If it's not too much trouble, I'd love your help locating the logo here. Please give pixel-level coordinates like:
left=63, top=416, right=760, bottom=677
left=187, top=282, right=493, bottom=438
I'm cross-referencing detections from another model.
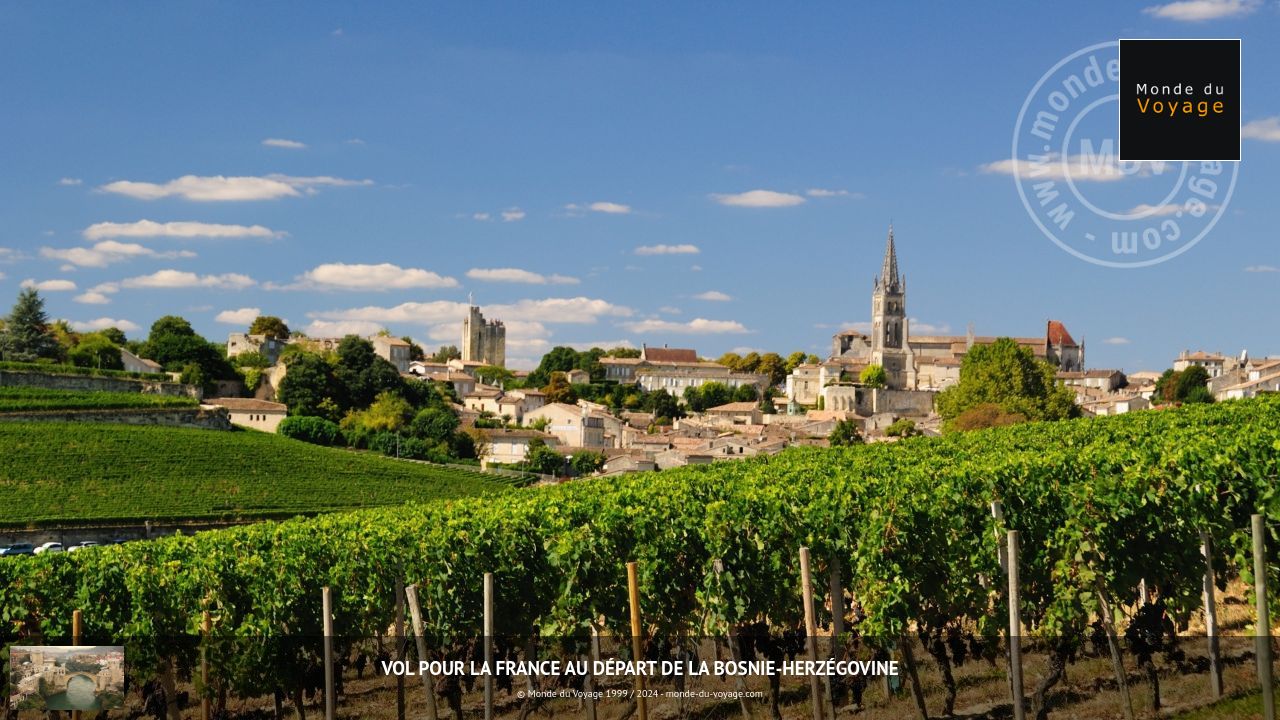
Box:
left=1011, top=41, right=1238, bottom=268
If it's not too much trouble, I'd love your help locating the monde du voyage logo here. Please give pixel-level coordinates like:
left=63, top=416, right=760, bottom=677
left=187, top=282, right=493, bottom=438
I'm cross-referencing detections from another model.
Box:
left=1011, top=40, right=1240, bottom=268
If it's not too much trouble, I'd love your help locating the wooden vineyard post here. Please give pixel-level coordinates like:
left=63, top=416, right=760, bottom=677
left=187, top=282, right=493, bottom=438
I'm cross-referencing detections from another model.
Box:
left=1094, top=581, right=1136, bottom=720
left=898, top=634, right=929, bottom=720
left=584, top=624, right=599, bottom=720
left=626, top=561, right=649, bottom=720
left=826, top=557, right=842, bottom=719
left=405, top=584, right=440, bottom=720
left=713, top=559, right=754, bottom=720
left=798, top=547, right=824, bottom=720
left=201, top=609, right=212, bottom=720
left=395, top=581, right=407, bottom=720
left=484, top=572, right=495, bottom=720
left=1006, top=530, right=1025, bottom=720
left=72, top=609, right=83, bottom=720
left=1254, top=514, right=1276, bottom=720
left=323, top=586, right=335, bottom=720
left=1201, top=531, right=1222, bottom=699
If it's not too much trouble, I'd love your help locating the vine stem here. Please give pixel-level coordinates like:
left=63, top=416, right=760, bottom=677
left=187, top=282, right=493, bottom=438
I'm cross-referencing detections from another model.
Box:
left=1093, top=580, right=1135, bottom=720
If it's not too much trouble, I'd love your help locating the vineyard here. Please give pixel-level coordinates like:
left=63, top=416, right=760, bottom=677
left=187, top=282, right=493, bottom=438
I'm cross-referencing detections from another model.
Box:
left=3, top=397, right=1280, bottom=719
left=0, top=360, right=168, bottom=381
left=0, top=386, right=198, bottom=412
left=0, top=423, right=512, bottom=527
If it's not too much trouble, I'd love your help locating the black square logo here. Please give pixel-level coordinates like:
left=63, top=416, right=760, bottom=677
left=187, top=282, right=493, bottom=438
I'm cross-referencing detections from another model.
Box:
left=1119, top=39, right=1240, bottom=161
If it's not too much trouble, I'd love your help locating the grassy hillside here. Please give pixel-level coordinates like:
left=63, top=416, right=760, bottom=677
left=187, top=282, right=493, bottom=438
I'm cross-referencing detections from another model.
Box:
left=0, top=386, right=198, bottom=412
left=0, top=422, right=512, bottom=527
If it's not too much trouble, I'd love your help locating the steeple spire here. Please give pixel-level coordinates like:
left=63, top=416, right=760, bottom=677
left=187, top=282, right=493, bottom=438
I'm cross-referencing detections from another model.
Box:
left=878, top=224, right=901, bottom=292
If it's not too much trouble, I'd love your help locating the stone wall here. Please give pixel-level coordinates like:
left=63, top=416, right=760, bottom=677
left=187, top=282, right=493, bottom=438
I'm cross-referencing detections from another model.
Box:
left=869, top=388, right=936, bottom=416
left=0, top=369, right=200, bottom=398
left=0, top=518, right=262, bottom=548
left=0, top=405, right=231, bottom=430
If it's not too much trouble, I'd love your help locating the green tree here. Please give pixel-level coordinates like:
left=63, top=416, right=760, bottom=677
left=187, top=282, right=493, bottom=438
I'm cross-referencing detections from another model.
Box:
left=99, top=327, right=128, bottom=346
left=570, top=450, right=606, bottom=476
left=67, top=332, right=124, bottom=370
left=248, top=315, right=290, bottom=339
left=355, top=391, right=415, bottom=432
left=732, top=384, right=758, bottom=402
left=524, top=438, right=565, bottom=476
left=785, top=351, right=808, bottom=374
left=410, top=406, right=460, bottom=443
left=885, top=418, right=920, bottom=437
left=828, top=418, right=864, bottom=446
left=860, top=364, right=887, bottom=389
left=401, top=336, right=425, bottom=362
left=935, top=338, right=1079, bottom=431
left=543, top=371, right=578, bottom=404
left=1175, top=365, right=1213, bottom=403
left=335, top=335, right=404, bottom=408
left=646, top=389, right=685, bottom=422
left=142, top=315, right=236, bottom=388
left=278, top=352, right=344, bottom=420
left=757, top=352, right=787, bottom=386
left=0, top=289, right=60, bottom=362
left=528, top=346, right=579, bottom=387
left=428, top=345, right=461, bottom=363
left=684, top=381, right=732, bottom=412
left=475, top=365, right=515, bottom=386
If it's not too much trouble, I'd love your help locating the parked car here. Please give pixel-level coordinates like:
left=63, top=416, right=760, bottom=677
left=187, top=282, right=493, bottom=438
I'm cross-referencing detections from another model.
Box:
left=33, top=542, right=64, bottom=554
left=0, top=542, right=35, bottom=556
left=68, top=541, right=100, bottom=553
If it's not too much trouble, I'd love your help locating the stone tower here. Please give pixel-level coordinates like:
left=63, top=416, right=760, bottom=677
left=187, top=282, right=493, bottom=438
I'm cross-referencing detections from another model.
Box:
left=869, top=225, right=914, bottom=390
left=461, top=303, right=506, bottom=367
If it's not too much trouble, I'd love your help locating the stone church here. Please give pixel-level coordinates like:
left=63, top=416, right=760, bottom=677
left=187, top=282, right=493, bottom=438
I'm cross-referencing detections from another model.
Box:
left=791, top=226, right=1085, bottom=401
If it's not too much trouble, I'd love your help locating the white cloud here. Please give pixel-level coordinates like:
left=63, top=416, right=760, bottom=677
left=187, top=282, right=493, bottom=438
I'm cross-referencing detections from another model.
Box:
left=345, top=138, right=366, bottom=145
left=472, top=212, right=492, bottom=221
left=215, top=307, right=263, bottom=325
left=310, top=297, right=632, bottom=327
left=73, top=291, right=112, bottom=305
left=980, top=154, right=1171, bottom=183
left=566, top=339, right=635, bottom=351
left=122, top=270, right=255, bottom=290
left=694, top=290, right=733, bottom=302
left=20, top=278, right=77, bottom=292
left=0, top=271, right=5, bottom=280
left=0, top=247, right=24, bottom=263
left=262, top=138, right=307, bottom=149
left=658, top=306, right=681, bottom=315
left=635, top=244, right=700, bottom=256
left=279, top=263, right=459, bottom=291
left=589, top=201, right=632, bottom=215
left=303, top=319, right=385, bottom=337
left=711, top=189, right=806, bottom=208
left=840, top=318, right=951, bottom=335
left=69, top=317, right=140, bottom=332
left=620, top=318, right=749, bottom=335
left=1143, top=0, right=1259, bottom=21
left=59, top=177, right=82, bottom=186
left=84, top=220, right=282, bottom=241
left=1245, top=265, right=1279, bottom=273
left=501, top=207, right=526, bottom=222
left=41, top=241, right=197, bottom=268
left=1103, top=337, right=1132, bottom=345
left=99, top=174, right=372, bottom=201
left=805, top=188, right=864, bottom=199
left=466, top=268, right=579, bottom=285
left=1242, top=117, right=1280, bottom=142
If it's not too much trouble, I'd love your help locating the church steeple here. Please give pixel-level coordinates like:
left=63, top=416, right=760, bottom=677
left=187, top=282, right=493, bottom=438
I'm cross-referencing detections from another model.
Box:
left=877, top=224, right=901, bottom=293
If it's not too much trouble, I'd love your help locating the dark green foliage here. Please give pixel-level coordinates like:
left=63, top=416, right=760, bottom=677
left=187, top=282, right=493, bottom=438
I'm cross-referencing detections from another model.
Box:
left=684, top=381, right=733, bottom=412
left=0, top=289, right=59, bottom=362
left=0, top=387, right=196, bottom=412
left=828, top=418, right=863, bottom=446
left=67, top=333, right=124, bottom=371
left=936, top=337, right=1079, bottom=431
left=277, top=415, right=345, bottom=446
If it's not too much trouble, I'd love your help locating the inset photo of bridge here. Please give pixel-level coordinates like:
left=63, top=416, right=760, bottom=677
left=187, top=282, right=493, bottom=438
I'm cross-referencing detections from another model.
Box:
left=8, top=645, right=125, bottom=713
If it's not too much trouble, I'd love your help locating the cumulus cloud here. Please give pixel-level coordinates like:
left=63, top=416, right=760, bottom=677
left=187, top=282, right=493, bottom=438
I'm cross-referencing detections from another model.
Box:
left=658, top=306, right=681, bottom=315
left=83, top=220, right=282, bottom=241
left=589, top=201, right=632, bottom=214
left=1242, top=117, right=1280, bottom=142
left=466, top=268, right=579, bottom=285
left=0, top=247, right=22, bottom=263
left=277, top=263, right=459, bottom=291
left=99, top=174, right=372, bottom=201
left=303, top=319, right=386, bottom=337
left=472, top=212, right=492, bottom=221
left=980, top=154, right=1171, bottom=183
left=694, top=290, right=732, bottom=301
left=566, top=339, right=635, bottom=351
left=69, top=317, right=140, bottom=332
left=262, top=138, right=307, bottom=149
left=711, top=189, right=805, bottom=207
left=309, top=297, right=631, bottom=327
left=122, top=270, right=255, bottom=290
left=501, top=207, right=526, bottom=222
left=20, top=278, right=77, bottom=292
left=1245, top=265, right=1279, bottom=273
left=635, top=244, right=700, bottom=256
left=1143, top=0, right=1259, bottom=21
left=215, top=307, right=263, bottom=325
left=621, top=318, right=749, bottom=335
left=41, top=241, right=197, bottom=268
left=59, top=177, right=83, bottom=186
left=1103, top=337, right=1132, bottom=345
left=73, top=291, right=111, bottom=305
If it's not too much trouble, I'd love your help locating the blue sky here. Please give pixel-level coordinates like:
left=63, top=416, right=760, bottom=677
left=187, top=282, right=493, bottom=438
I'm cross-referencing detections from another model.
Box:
left=1, top=1, right=1276, bottom=370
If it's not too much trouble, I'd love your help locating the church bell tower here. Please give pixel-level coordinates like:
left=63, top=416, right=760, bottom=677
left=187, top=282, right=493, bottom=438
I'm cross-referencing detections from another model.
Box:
left=869, top=225, right=913, bottom=389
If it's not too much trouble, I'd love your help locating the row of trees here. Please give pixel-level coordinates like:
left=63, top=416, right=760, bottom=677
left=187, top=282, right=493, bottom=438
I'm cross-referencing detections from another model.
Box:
left=715, top=350, right=821, bottom=386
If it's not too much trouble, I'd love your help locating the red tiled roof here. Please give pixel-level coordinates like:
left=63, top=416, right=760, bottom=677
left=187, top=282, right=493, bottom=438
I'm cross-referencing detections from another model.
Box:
left=641, top=346, right=699, bottom=363
left=1047, top=320, right=1076, bottom=347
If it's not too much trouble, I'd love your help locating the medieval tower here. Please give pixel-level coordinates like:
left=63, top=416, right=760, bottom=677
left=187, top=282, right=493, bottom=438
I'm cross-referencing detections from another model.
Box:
left=461, top=302, right=506, bottom=367
left=869, top=225, right=915, bottom=390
